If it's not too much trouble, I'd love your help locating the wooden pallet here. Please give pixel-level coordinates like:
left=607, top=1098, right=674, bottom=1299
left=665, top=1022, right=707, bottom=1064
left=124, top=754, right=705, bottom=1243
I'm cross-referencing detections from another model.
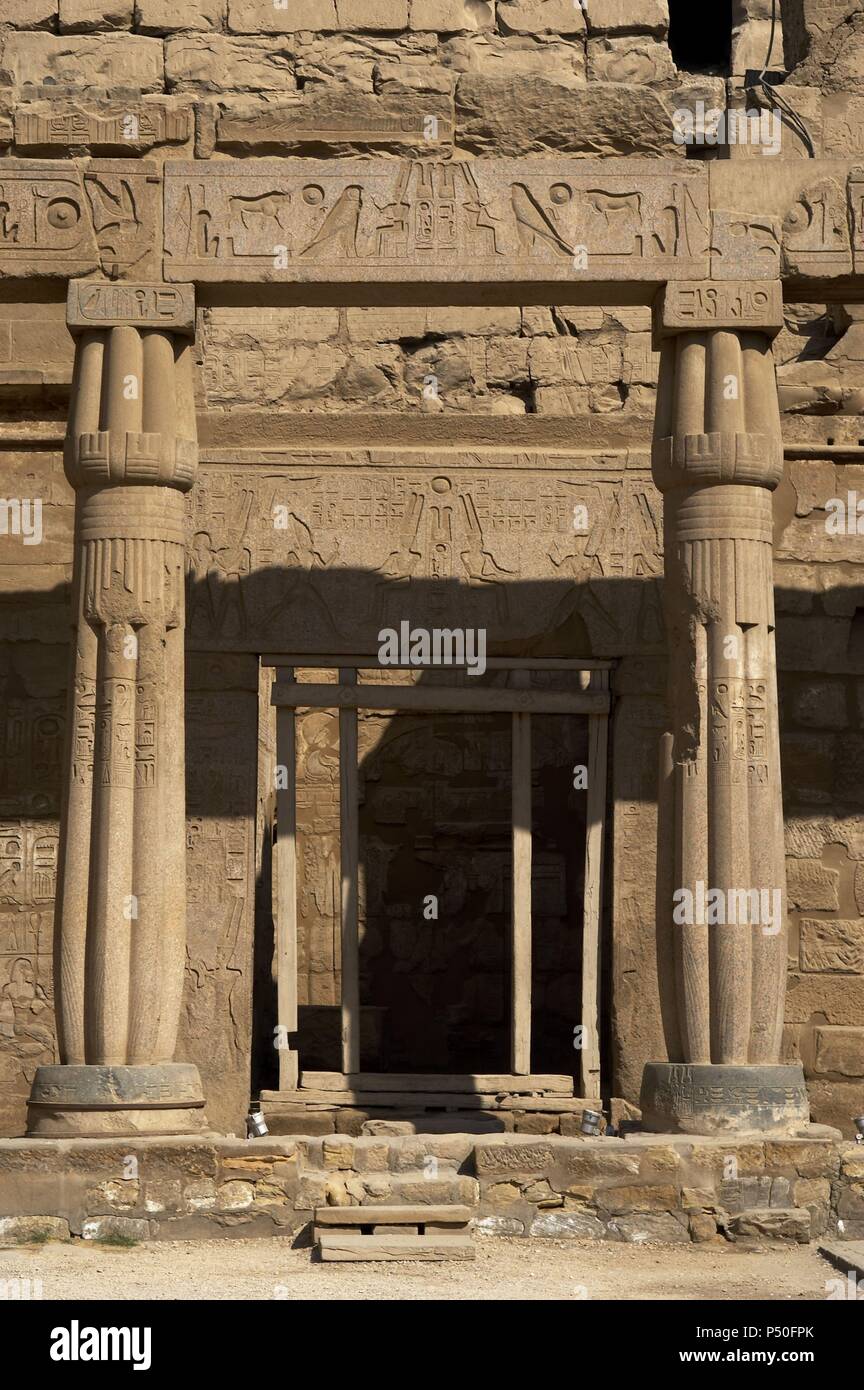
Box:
left=314, top=1205, right=475, bottom=1262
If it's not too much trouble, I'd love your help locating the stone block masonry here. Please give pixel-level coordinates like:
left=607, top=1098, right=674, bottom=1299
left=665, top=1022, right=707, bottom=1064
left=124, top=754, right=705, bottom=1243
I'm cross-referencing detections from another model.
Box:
left=0, top=1132, right=855, bottom=1246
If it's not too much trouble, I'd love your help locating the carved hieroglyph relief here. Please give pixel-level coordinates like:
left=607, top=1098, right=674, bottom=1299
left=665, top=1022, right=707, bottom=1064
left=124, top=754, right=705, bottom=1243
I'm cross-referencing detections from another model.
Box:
left=164, top=158, right=711, bottom=282
left=0, top=159, right=160, bottom=279
left=185, top=454, right=664, bottom=653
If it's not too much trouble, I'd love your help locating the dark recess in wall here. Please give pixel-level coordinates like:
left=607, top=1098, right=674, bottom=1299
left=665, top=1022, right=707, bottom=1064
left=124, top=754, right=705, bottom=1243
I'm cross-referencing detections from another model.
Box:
left=668, top=0, right=733, bottom=72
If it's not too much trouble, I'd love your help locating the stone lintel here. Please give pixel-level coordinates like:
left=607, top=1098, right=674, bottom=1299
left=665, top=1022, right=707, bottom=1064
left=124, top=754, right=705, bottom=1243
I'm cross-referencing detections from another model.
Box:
left=67, top=280, right=195, bottom=333
left=657, top=280, right=784, bottom=337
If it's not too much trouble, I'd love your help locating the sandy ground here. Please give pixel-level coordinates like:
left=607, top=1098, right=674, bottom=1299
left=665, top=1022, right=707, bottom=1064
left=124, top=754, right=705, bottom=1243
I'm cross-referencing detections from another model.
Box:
left=0, top=1235, right=843, bottom=1301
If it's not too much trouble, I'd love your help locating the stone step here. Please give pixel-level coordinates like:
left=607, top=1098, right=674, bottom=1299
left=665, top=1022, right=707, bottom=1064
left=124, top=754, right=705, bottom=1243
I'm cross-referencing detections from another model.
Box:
left=315, top=1204, right=473, bottom=1226
left=318, top=1231, right=475, bottom=1262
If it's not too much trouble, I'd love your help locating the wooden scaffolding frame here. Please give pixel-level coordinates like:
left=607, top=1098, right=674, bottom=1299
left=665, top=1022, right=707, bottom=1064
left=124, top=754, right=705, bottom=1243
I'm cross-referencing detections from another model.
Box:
left=264, top=655, right=612, bottom=1102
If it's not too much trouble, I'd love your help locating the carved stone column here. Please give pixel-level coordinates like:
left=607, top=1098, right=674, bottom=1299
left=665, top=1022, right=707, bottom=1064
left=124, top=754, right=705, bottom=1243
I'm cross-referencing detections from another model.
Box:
left=27, top=283, right=208, bottom=1137
left=641, top=282, right=809, bottom=1136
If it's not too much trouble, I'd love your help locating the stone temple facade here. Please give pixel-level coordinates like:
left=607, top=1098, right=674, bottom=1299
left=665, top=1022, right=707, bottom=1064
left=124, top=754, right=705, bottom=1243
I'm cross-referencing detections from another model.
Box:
left=3, top=0, right=864, bottom=1243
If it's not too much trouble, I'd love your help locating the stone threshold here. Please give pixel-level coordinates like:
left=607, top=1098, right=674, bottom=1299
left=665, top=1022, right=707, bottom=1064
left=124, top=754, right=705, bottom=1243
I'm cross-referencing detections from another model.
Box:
left=0, top=1130, right=860, bottom=1248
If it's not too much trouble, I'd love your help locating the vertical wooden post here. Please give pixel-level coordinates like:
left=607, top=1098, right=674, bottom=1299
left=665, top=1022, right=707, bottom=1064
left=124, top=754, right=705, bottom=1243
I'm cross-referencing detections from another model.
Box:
left=339, top=667, right=360, bottom=1074
left=275, top=668, right=299, bottom=1091
left=511, top=673, right=532, bottom=1076
left=579, top=669, right=609, bottom=1097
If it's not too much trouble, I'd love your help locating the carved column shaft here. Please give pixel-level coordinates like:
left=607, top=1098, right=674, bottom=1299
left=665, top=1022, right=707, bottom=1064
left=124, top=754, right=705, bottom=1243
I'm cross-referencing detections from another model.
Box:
left=641, top=283, right=809, bottom=1135
left=29, top=285, right=206, bottom=1136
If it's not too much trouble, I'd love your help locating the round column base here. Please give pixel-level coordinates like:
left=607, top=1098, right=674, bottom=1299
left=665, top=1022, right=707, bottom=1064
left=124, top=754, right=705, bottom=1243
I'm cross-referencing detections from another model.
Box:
left=640, top=1062, right=810, bottom=1136
left=26, top=1063, right=208, bottom=1138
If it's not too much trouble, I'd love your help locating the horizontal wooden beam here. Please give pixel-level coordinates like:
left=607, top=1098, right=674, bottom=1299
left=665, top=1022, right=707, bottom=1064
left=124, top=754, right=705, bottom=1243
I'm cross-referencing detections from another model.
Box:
left=273, top=683, right=609, bottom=715
left=263, top=1089, right=598, bottom=1112
left=298, top=1071, right=573, bottom=1095
left=262, top=654, right=614, bottom=671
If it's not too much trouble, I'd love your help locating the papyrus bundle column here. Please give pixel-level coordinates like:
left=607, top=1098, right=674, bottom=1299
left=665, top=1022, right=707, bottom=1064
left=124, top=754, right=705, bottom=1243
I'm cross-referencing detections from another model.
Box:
left=643, top=284, right=808, bottom=1135
left=28, top=284, right=207, bottom=1136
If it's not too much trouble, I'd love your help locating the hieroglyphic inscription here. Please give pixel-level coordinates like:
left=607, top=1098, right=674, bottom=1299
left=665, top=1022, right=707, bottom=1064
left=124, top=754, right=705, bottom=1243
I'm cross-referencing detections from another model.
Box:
left=746, top=679, right=769, bottom=787
left=0, top=823, right=58, bottom=1132
left=68, top=281, right=195, bottom=331
left=710, top=679, right=748, bottom=787
left=0, top=161, right=98, bottom=276
left=782, top=178, right=852, bottom=278
left=16, top=106, right=190, bottom=152
left=660, top=281, right=783, bottom=334
left=185, top=454, right=664, bottom=653
left=164, top=158, right=710, bottom=282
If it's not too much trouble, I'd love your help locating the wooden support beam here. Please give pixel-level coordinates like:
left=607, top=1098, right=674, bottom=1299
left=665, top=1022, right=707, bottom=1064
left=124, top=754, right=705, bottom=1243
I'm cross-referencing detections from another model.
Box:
left=339, top=667, right=360, bottom=1074
left=272, top=683, right=609, bottom=715
left=263, top=654, right=614, bottom=672
left=579, top=670, right=609, bottom=1097
left=298, top=1071, right=573, bottom=1094
left=275, top=685, right=299, bottom=1091
left=511, top=676, right=532, bottom=1076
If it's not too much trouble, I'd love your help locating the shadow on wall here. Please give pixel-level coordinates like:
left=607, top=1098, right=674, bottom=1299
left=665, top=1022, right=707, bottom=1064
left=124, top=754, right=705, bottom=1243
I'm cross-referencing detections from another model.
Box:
left=2, top=559, right=864, bottom=1133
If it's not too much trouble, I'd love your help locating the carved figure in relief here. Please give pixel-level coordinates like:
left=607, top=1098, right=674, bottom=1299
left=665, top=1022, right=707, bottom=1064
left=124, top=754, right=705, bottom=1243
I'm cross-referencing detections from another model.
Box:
left=375, top=491, right=424, bottom=581
left=511, top=183, right=574, bottom=257
left=84, top=175, right=139, bottom=263
left=584, top=190, right=641, bottom=256
left=0, top=958, right=52, bottom=1056
left=299, top=186, right=362, bottom=258
left=228, top=192, right=291, bottom=257
left=458, top=492, right=514, bottom=617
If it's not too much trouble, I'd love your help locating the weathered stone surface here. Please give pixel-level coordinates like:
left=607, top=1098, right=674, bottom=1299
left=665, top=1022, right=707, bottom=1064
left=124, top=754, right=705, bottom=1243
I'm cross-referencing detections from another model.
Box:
left=138, top=0, right=224, bottom=31
left=800, top=920, right=864, bottom=974
left=787, top=860, right=841, bottom=911
left=217, top=91, right=454, bottom=153
left=600, top=1183, right=678, bottom=1214
left=457, top=74, right=680, bottom=157
left=59, top=0, right=134, bottom=30
left=410, top=0, right=494, bottom=30
left=607, top=1212, right=689, bottom=1243
left=497, top=1, right=586, bottom=35
left=689, top=1210, right=719, bottom=1241
left=727, top=1208, right=811, bottom=1242
left=0, top=0, right=57, bottom=26
left=1, top=34, right=164, bottom=91
left=587, top=0, right=668, bottom=32
left=0, top=1214, right=69, bottom=1241
left=166, top=36, right=296, bottom=91
left=587, top=35, right=676, bottom=83
left=228, top=0, right=337, bottom=30
left=814, top=1026, right=864, bottom=1077
left=530, top=1210, right=605, bottom=1238
left=474, top=1214, right=524, bottom=1235
left=81, top=1215, right=151, bottom=1241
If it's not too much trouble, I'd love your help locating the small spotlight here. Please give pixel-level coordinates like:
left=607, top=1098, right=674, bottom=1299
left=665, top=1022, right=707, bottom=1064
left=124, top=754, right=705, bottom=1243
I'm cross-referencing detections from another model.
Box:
left=581, top=1109, right=602, bottom=1137
left=247, top=1107, right=269, bottom=1138
left=855, top=1115, right=864, bottom=1145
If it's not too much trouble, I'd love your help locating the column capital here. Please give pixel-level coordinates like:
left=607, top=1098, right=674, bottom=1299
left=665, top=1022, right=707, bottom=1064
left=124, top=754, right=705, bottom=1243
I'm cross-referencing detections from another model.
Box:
left=64, top=301, right=197, bottom=493
left=656, top=281, right=784, bottom=339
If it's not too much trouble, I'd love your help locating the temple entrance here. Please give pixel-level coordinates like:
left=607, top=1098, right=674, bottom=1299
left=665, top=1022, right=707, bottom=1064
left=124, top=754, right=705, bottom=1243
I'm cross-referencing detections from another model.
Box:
left=356, top=708, right=588, bottom=1078
left=259, top=657, right=610, bottom=1128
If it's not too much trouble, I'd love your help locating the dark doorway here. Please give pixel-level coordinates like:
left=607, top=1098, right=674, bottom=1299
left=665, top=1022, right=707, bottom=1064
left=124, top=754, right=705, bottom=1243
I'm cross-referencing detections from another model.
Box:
left=356, top=708, right=588, bottom=1076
